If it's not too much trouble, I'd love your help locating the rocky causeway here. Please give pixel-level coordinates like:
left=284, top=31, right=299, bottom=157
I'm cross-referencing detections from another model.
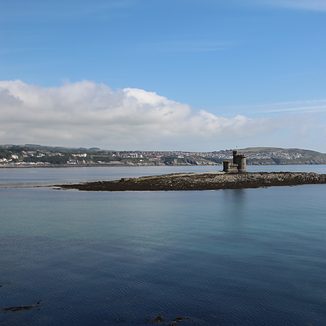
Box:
left=57, top=172, right=326, bottom=191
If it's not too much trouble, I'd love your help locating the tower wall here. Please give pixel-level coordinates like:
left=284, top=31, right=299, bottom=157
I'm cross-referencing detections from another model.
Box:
left=238, top=157, right=247, bottom=173
left=233, top=150, right=238, bottom=164
left=223, top=161, right=230, bottom=172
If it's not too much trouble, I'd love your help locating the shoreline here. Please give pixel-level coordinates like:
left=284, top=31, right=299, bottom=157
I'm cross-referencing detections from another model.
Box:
left=1, top=163, right=326, bottom=169
left=57, top=171, right=326, bottom=191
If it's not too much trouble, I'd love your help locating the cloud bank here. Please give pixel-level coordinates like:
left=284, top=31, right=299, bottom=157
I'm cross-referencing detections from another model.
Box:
left=0, top=80, right=322, bottom=151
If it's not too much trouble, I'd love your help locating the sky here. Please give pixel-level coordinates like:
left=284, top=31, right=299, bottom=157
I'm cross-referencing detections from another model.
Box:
left=0, top=0, right=325, bottom=151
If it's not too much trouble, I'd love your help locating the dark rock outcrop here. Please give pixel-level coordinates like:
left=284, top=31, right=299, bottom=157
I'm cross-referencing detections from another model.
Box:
left=1, top=301, right=41, bottom=313
left=150, top=315, right=165, bottom=323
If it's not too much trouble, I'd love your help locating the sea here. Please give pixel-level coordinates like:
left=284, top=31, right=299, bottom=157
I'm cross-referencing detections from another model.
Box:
left=0, top=165, right=326, bottom=326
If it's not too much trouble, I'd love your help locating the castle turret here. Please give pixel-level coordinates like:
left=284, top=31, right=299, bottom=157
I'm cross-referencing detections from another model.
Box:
left=233, top=150, right=238, bottom=164
left=238, top=155, right=246, bottom=173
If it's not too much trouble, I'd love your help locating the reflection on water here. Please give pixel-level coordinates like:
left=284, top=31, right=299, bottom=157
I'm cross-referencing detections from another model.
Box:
left=221, top=189, right=247, bottom=231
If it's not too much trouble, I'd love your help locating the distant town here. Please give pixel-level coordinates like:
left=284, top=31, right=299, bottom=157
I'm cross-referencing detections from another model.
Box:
left=0, top=144, right=326, bottom=167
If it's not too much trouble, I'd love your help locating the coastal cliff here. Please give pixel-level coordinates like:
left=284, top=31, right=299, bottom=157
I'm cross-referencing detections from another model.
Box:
left=58, top=172, right=326, bottom=191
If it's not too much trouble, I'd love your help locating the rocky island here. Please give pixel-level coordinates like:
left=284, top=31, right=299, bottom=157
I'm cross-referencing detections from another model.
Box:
left=57, top=151, right=326, bottom=191
left=58, top=171, right=326, bottom=191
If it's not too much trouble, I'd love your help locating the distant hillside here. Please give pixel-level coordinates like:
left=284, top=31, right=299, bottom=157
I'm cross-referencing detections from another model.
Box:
left=0, top=144, right=325, bottom=167
left=240, top=147, right=326, bottom=165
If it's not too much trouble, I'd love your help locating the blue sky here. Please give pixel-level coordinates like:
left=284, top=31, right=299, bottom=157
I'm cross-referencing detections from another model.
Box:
left=0, top=0, right=325, bottom=151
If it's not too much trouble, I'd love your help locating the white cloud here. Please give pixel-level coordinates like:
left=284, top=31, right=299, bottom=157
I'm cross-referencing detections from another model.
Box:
left=0, top=80, right=322, bottom=151
left=238, top=99, right=326, bottom=114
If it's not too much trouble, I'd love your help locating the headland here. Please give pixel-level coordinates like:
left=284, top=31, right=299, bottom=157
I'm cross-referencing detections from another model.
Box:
left=2, top=145, right=326, bottom=167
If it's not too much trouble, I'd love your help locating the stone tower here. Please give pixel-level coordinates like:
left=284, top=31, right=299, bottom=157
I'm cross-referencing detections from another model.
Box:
left=223, top=150, right=247, bottom=173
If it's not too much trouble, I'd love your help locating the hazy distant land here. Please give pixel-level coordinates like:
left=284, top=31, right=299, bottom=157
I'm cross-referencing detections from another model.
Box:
left=1, top=144, right=326, bottom=167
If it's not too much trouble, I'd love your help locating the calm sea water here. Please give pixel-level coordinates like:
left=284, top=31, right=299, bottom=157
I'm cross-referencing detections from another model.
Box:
left=0, top=166, right=326, bottom=325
